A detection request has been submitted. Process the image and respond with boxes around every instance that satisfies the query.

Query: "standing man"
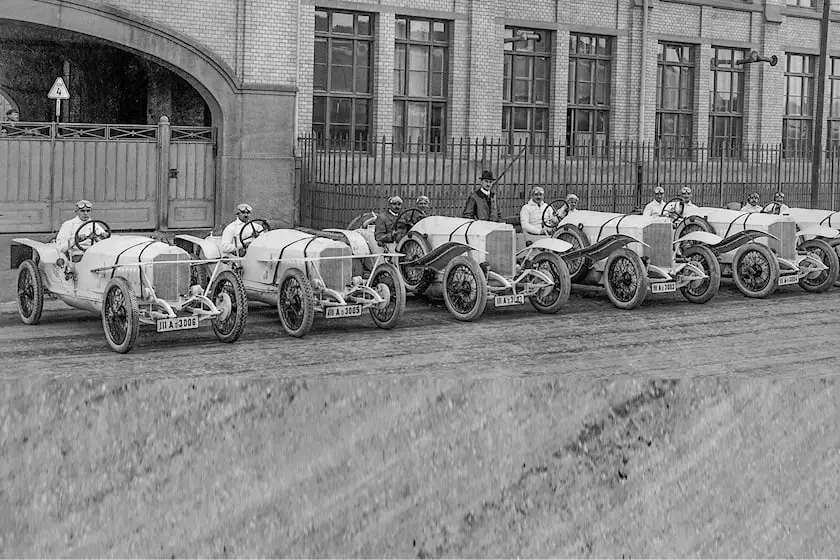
[643,186,666,217]
[374,195,405,246]
[519,186,554,243]
[462,170,502,222]
[741,192,762,212]
[221,203,257,256]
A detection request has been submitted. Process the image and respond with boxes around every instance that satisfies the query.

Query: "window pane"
[355,67,369,93]
[396,17,407,39]
[407,102,427,127]
[513,108,530,130]
[330,66,352,92]
[332,12,353,34]
[313,96,326,123]
[331,40,353,66]
[513,79,531,103]
[315,10,329,32]
[355,100,369,125]
[433,21,447,42]
[330,98,352,123]
[357,14,371,35]
[410,19,429,41]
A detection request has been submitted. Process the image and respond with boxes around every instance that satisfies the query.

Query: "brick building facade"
[2,0,840,228]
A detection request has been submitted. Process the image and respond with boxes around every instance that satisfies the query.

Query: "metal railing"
[0,121,214,142]
[298,135,840,228]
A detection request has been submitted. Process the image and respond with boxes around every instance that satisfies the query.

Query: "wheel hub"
[215,292,232,321]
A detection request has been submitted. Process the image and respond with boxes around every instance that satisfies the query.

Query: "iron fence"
[298,135,840,228]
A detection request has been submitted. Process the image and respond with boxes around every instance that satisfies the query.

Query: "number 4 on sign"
[47,77,70,100]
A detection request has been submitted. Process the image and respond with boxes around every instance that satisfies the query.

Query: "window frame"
[656,42,696,158]
[312,9,374,149]
[708,46,746,157]
[566,32,613,157]
[829,57,840,153]
[502,27,552,150]
[783,53,815,158]
[392,15,450,152]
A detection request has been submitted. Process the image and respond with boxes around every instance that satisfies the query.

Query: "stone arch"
[0,0,240,138]
[0,87,19,115]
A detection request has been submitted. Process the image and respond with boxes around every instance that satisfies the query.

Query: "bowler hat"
[480,170,495,181]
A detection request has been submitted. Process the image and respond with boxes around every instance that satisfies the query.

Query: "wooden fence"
[298,135,840,228]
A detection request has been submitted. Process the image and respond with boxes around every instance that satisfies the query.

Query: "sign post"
[47,77,70,123]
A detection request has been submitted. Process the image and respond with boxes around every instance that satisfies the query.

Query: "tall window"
[709,47,745,156]
[393,16,449,151]
[502,28,550,148]
[656,43,695,156]
[829,57,840,152]
[783,53,815,156]
[313,10,373,148]
[567,33,612,156]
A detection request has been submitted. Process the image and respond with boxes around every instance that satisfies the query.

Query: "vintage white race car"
[542,201,717,309]
[785,207,840,286]
[175,222,405,338]
[11,220,247,353]
[670,202,836,296]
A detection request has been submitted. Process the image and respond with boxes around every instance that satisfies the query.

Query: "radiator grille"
[643,222,673,268]
[316,246,352,288]
[768,222,796,261]
[486,229,515,277]
[152,253,190,301]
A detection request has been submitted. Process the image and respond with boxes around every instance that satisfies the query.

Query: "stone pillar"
[466,0,504,139]
[758,0,785,145]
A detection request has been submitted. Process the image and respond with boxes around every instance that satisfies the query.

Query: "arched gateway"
[0,0,298,234]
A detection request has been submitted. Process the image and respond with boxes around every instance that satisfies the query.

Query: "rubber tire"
[442,255,487,322]
[797,238,840,293]
[553,224,591,282]
[276,268,316,338]
[396,235,434,295]
[603,248,649,310]
[17,259,44,325]
[208,269,248,343]
[527,252,571,314]
[369,262,406,329]
[679,244,721,304]
[101,277,140,354]
[732,243,779,299]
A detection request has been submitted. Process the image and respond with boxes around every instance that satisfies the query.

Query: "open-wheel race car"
[667,200,836,297]
[175,222,405,338]
[11,220,248,353]
[381,215,572,321]
[540,201,718,310]
[784,207,840,287]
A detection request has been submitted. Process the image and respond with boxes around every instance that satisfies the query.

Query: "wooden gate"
[0,118,216,233]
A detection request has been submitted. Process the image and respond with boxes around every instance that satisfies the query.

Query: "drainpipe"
[810,0,830,208]
[636,0,650,209]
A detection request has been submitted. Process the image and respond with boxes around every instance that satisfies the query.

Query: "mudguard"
[403,241,479,271]
[711,229,778,256]
[674,231,723,247]
[560,234,646,265]
[11,238,63,269]
[796,225,840,240]
[516,237,574,259]
[173,234,222,260]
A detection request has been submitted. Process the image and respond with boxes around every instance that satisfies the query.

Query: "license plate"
[650,281,676,294]
[325,304,362,319]
[779,274,799,286]
[156,316,199,333]
[495,294,525,307]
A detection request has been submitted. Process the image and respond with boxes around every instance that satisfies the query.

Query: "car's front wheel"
[732,243,779,298]
[603,248,649,310]
[101,277,140,354]
[209,269,248,343]
[17,259,44,325]
[798,238,839,293]
[679,245,721,304]
[369,262,406,329]
[527,252,571,314]
[442,255,487,321]
[276,268,315,337]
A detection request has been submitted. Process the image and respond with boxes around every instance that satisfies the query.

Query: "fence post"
[718,148,724,207]
[157,116,171,230]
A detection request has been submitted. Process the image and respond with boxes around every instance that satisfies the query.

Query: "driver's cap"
[653,186,664,195]
[236,203,253,213]
[75,199,92,210]
[388,196,403,204]
[680,186,692,195]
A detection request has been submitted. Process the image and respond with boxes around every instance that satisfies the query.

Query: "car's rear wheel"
[442,255,487,322]
[679,245,721,304]
[553,224,590,282]
[277,268,315,337]
[17,259,44,325]
[101,277,140,354]
[798,238,840,293]
[209,269,248,343]
[527,252,571,314]
[603,248,649,310]
[732,243,779,298]
[369,262,406,329]
[396,235,434,295]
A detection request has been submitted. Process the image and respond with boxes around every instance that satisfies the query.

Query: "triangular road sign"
[47,77,70,100]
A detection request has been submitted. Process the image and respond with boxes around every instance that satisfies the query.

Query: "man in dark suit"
[462,170,502,222]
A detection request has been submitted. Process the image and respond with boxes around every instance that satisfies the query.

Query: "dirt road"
[1,285,838,557]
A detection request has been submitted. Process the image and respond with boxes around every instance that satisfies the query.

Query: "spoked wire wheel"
[442,255,487,321]
[369,262,406,329]
[527,252,571,314]
[797,239,839,293]
[276,268,315,337]
[397,236,433,295]
[732,243,779,298]
[17,259,44,325]
[553,225,590,282]
[209,269,248,343]
[679,245,721,304]
[603,248,649,310]
[101,277,140,354]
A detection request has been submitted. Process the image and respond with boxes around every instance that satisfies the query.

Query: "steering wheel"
[541,199,570,231]
[761,202,781,215]
[661,197,686,219]
[73,219,111,252]
[239,219,271,247]
[394,208,426,235]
